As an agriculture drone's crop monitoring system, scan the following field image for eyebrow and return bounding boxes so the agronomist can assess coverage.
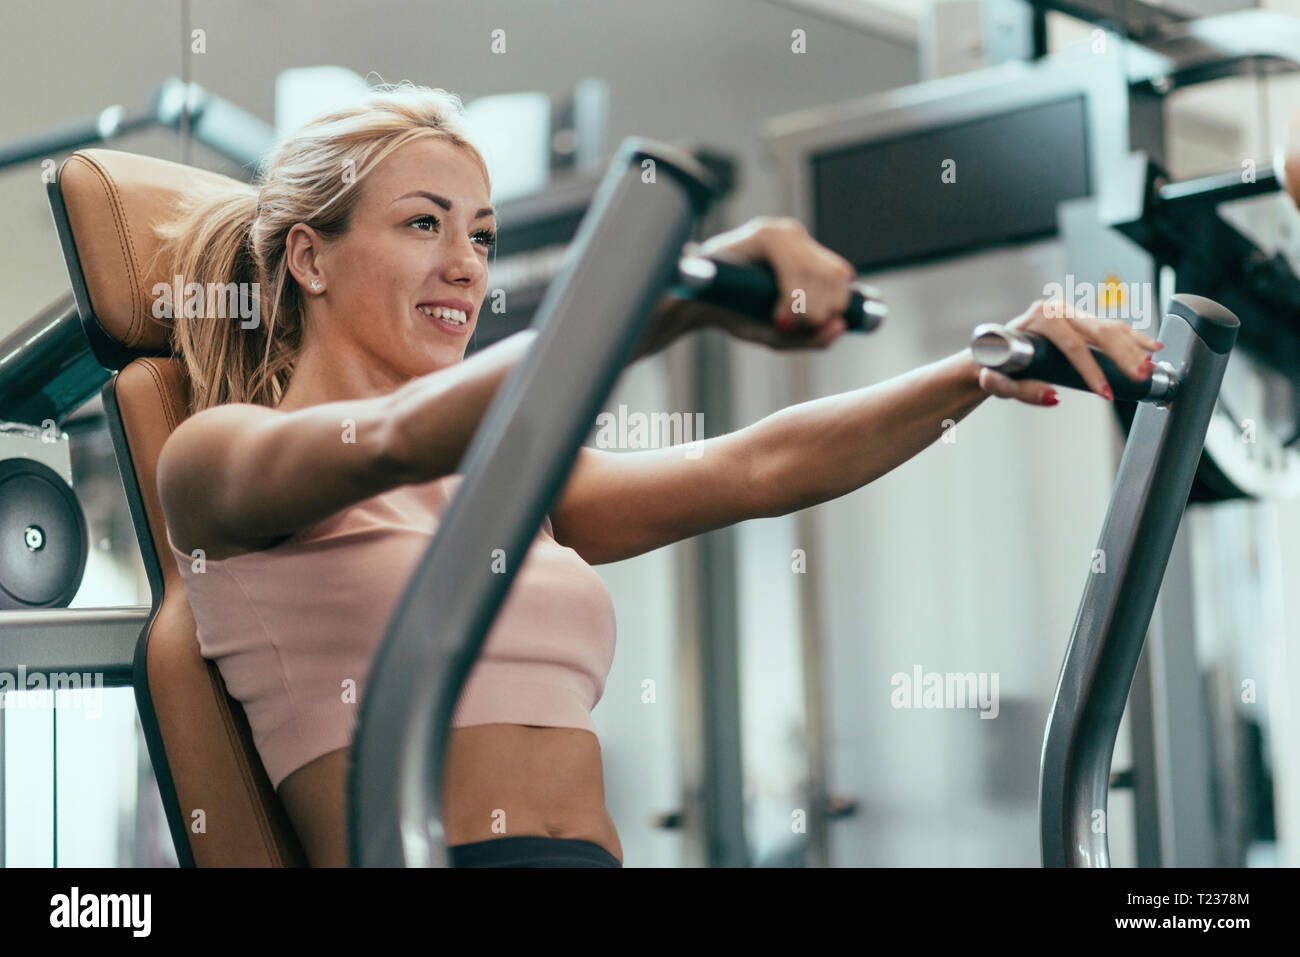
[394,190,495,220]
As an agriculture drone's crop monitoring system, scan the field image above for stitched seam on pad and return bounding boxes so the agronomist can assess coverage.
[138,358,178,432]
[107,163,145,343]
[201,661,282,862]
[78,156,142,345]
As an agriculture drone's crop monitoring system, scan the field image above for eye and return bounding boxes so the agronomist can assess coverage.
[409,216,495,251]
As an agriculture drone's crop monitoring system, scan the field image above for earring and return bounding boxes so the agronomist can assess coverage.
[311,280,322,291]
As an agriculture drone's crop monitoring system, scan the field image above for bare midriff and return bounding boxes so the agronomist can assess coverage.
[277,723,622,867]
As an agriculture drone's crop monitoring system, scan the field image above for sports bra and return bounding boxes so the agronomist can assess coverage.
[166,474,618,790]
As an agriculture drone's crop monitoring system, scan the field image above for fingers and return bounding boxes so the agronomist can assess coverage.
[1130,328,1163,352]
[978,369,1059,406]
[1089,318,1164,382]
[773,316,847,350]
[758,218,856,333]
[696,216,857,352]
[1013,299,1163,400]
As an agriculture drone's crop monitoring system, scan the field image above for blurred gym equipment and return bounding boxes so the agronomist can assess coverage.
[764,5,1300,867]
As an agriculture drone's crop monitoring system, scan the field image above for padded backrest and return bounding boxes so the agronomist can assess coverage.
[54,148,306,867]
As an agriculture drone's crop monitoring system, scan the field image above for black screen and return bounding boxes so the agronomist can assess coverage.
[812,96,1091,274]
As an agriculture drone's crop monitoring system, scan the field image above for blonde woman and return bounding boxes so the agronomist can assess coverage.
[155,84,1161,868]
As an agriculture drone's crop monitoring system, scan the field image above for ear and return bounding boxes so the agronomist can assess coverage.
[285,223,327,292]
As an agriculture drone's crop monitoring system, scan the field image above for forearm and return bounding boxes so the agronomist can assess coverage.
[745,350,988,517]
[383,329,540,483]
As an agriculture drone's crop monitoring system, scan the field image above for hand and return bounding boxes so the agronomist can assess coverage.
[688,216,856,351]
[976,299,1164,406]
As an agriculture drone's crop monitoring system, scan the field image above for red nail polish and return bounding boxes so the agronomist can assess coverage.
[1043,389,1059,406]
[1101,385,1114,400]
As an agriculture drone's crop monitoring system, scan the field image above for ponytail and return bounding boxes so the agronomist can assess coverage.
[155,183,299,413]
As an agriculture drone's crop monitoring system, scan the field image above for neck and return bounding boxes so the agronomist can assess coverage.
[276,332,413,412]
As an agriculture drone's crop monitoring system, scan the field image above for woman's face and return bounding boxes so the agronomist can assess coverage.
[307,137,495,379]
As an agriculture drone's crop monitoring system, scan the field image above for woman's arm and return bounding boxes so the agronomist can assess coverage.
[550,350,987,564]
[159,329,540,553]
[743,350,986,518]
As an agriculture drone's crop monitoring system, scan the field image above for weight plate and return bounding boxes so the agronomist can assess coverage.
[0,457,89,608]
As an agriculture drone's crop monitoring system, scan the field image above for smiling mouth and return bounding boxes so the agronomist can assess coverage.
[417,304,469,325]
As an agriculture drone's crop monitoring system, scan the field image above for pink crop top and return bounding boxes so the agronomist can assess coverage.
[166,474,618,790]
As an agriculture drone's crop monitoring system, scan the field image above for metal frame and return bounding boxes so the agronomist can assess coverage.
[0,607,142,683]
[0,78,273,175]
[686,328,748,867]
[1039,294,1237,866]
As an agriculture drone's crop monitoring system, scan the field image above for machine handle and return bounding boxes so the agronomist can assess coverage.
[970,323,1176,402]
[671,256,886,333]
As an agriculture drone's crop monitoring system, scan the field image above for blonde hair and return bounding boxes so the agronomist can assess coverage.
[154,83,491,413]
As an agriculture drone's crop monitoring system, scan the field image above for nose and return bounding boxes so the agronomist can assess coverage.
[441,232,487,288]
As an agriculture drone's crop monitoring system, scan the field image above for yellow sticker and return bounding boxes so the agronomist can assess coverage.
[1100,274,1126,311]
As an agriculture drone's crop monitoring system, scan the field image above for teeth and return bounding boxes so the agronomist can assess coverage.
[417,304,468,324]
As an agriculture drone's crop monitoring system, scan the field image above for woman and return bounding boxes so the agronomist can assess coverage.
[155,84,1161,868]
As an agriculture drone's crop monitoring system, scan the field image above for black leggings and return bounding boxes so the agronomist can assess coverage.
[448,835,622,868]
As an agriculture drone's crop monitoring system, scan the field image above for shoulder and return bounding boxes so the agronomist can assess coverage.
[160,402,281,475]
[158,402,285,555]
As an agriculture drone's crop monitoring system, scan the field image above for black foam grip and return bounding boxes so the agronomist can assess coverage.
[676,258,884,333]
[1015,333,1153,401]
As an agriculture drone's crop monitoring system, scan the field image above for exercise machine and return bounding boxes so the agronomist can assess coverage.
[344,129,1242,867]
[968,298,1238,865]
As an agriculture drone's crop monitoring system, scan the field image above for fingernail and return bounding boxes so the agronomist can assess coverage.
[775,314,790,330]
[1141,358,1154,377]
[1100,385,1114,401]
[1043,389,1059,406]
